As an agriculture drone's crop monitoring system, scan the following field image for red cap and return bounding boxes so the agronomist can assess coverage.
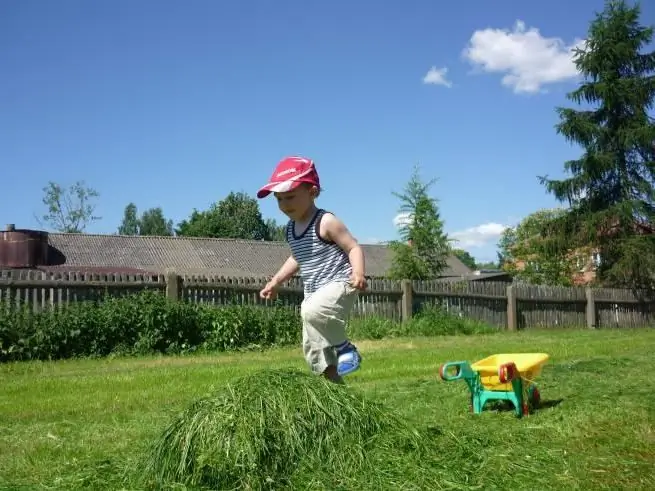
[257,156,320,199]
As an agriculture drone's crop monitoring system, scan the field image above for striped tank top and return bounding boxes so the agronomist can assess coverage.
[286,208,352,296]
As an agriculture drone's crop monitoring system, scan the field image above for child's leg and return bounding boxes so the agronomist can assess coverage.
[300,281,360,382]
[333,283,361,376]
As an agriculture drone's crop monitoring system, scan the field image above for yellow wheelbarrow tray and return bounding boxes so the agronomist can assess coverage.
[439,352,550,418]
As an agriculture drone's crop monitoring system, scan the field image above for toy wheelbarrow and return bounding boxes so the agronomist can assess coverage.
[439,353,549,418]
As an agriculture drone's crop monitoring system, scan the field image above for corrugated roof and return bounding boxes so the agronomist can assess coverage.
[7,232,473,278]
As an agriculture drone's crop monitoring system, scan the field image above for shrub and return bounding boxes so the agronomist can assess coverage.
[349,316,398,340]
[0,290,300,363]
[139,368,430,489]
[0,291,496,363]
[402,304,497,336]
[349,304,496,341]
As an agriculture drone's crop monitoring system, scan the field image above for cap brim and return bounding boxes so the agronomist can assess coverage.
[256,180,306,199]
[256,187,273,199]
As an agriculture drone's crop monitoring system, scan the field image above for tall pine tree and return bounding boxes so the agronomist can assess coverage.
[118,203,139,235]
[388,165,451,280]
[538,0,655,290]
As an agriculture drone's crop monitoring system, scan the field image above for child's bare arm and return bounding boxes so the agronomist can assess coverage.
[321,214,366,279]
[270,255,300,286]
[260,255,299,299]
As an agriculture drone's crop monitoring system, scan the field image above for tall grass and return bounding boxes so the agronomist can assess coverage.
[140,368,433,490]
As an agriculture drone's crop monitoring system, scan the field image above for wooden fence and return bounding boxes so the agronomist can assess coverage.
[1,268,654,330]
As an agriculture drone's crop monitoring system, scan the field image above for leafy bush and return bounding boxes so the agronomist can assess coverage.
[403,304,497,336]
[349,316,398,340]
[0,290,301,363]
[349,304,496,340]
[0,291,496,363]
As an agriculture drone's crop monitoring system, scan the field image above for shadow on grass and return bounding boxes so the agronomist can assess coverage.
[486,398,564,414]
[539,398,565,409]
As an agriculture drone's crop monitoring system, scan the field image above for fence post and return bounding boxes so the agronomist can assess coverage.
[401,279,413,322]
[165,268,182,301]
[585,287,596,328]
[506,284,517,330]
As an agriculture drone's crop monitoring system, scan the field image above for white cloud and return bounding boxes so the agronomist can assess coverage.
[393,215,506,249]
[462,20,585,93]
[422,66,453,87]
[450,222,507,248]
[393,212,413,228]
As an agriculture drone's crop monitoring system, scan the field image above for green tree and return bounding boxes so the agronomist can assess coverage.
[118,203,139,235]
[265,218,287,241]
[453,248,477,270]
[139,207,174,236]
[497,209,576,286]
[497,226,517,270]
[37,180,100,233]
[118,203,174,236]
[387,165,451,280]
[538,0,655,290]
[476,260,499,271]
[176,191,270,240]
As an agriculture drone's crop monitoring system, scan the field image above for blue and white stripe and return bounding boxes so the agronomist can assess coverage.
[286,209,352,296]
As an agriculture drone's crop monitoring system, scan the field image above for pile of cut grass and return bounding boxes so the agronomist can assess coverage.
[139,368,436,489]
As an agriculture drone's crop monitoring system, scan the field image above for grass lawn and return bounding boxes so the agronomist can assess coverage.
[1,327,654,490]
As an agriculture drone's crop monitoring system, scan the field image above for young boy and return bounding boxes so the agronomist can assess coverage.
[257,155,366,383]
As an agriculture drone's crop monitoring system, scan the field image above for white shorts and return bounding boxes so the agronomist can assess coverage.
[300,280,359,374]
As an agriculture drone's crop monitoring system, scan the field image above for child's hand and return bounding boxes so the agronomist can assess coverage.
[259,281,278,299]
[350,272,367,291]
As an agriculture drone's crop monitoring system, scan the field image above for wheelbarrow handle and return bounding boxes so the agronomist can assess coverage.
[439,361,473,381]
[498,362,519,383]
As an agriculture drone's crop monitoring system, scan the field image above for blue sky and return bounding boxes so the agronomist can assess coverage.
[2,0,653,263]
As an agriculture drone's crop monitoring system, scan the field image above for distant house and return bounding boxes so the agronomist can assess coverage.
[462,269,513,283]
[507,219,654,285]
[0,226,485,281]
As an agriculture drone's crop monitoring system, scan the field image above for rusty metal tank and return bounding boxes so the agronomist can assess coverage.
[0,224,49,268]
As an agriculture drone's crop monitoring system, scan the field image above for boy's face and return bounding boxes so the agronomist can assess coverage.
[274,184,317,221]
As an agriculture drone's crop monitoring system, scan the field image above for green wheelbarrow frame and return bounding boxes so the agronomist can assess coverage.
[438,360,541,418]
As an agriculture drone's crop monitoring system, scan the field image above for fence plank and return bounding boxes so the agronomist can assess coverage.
[1,268,654,329]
